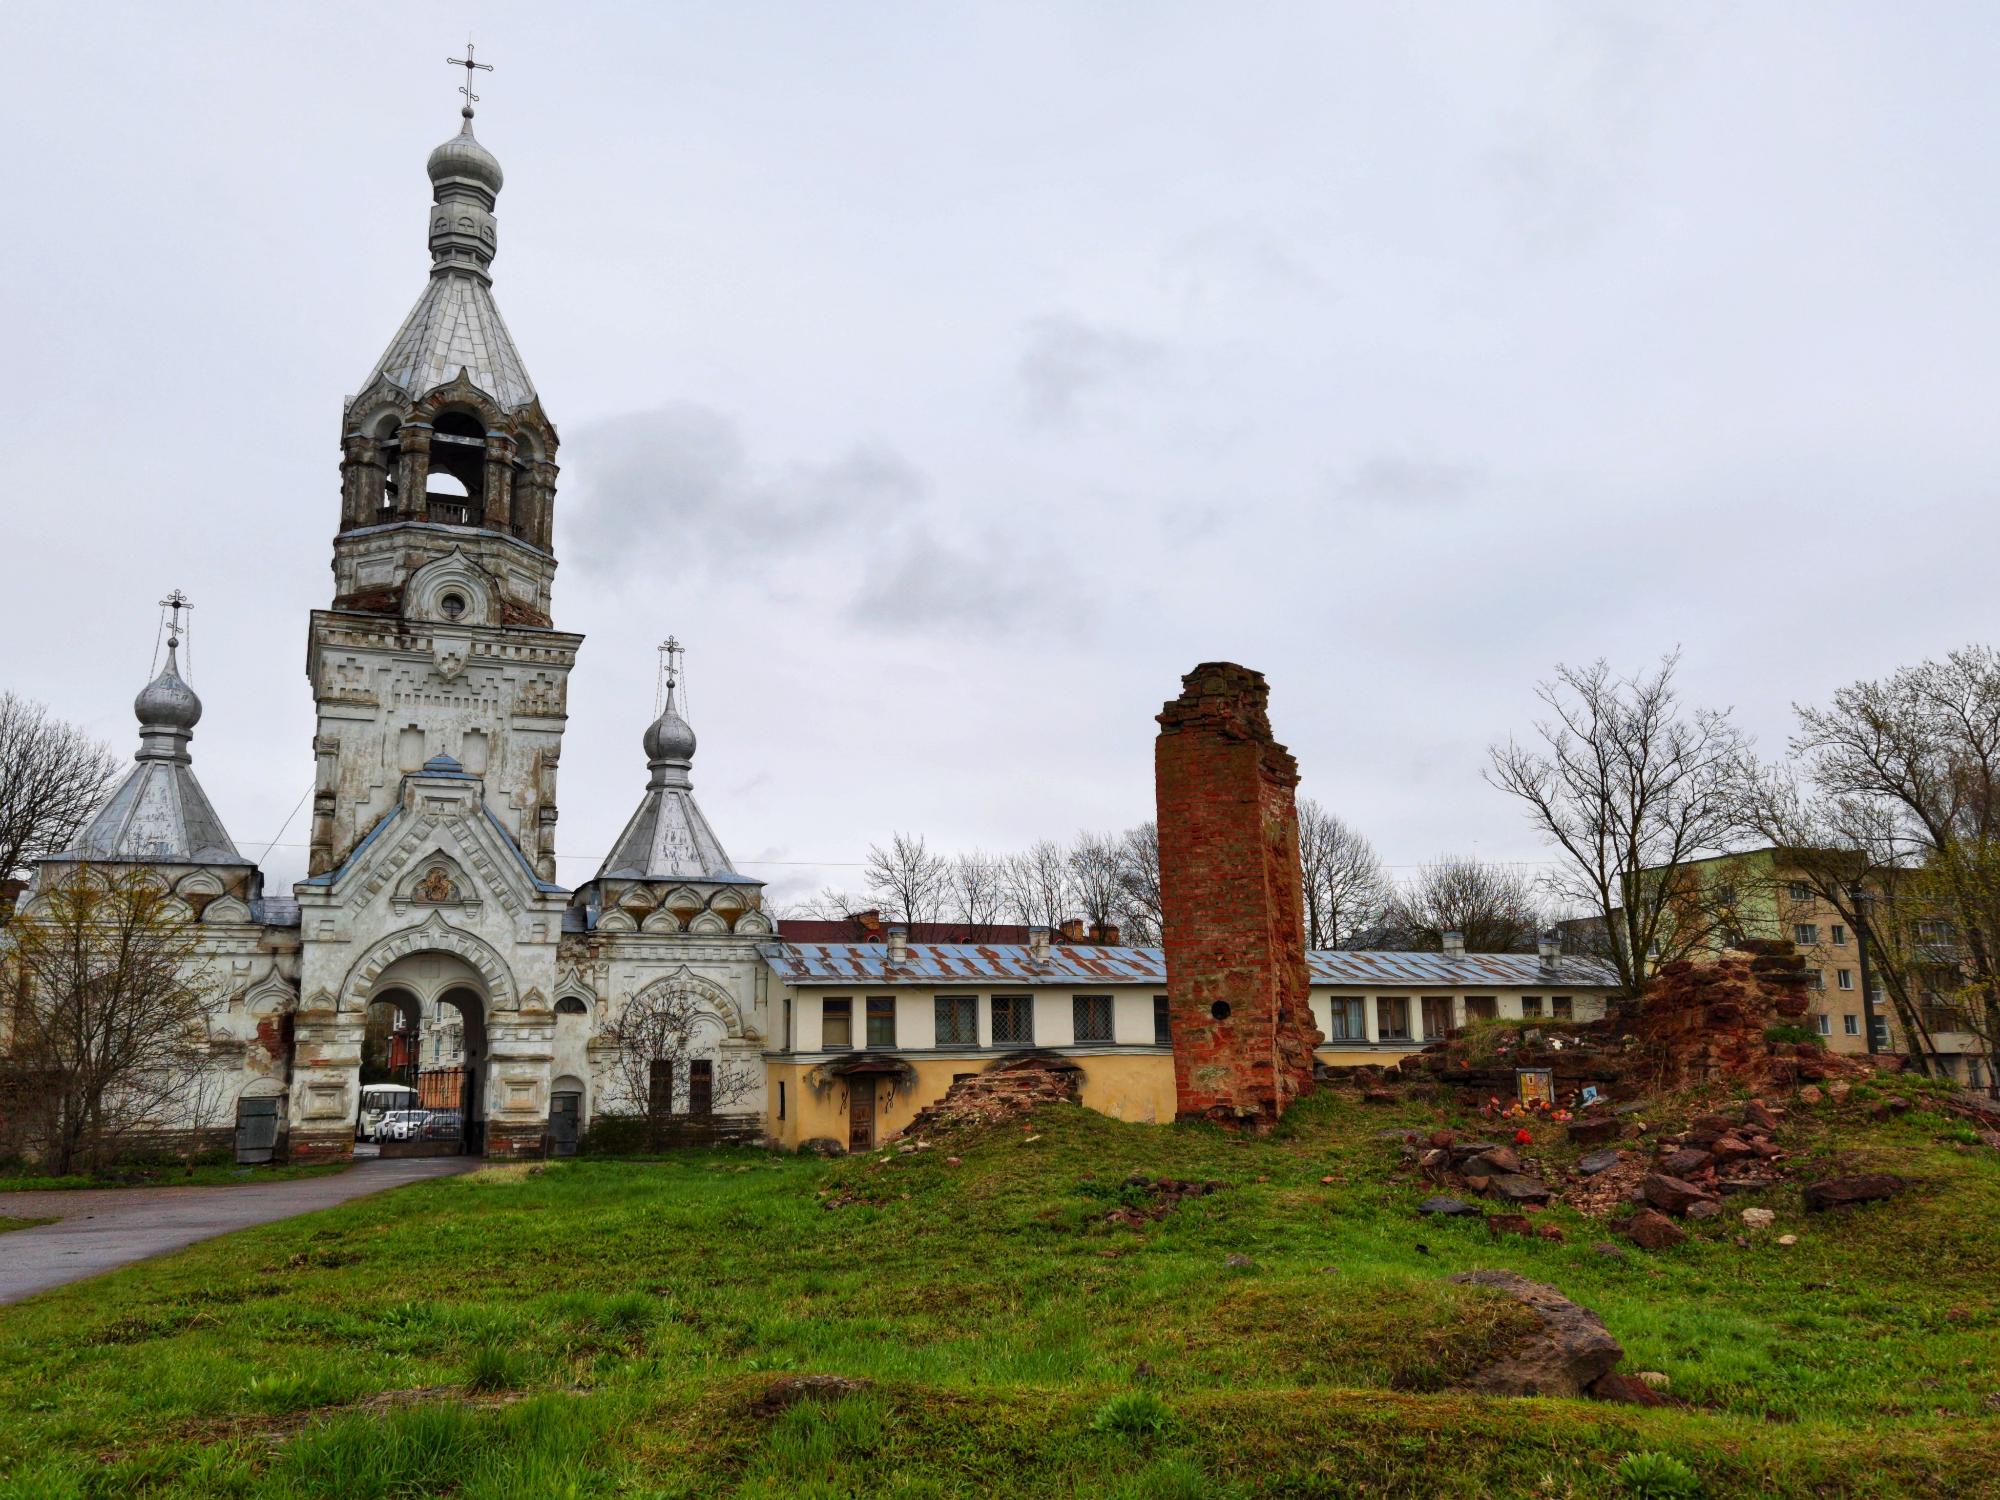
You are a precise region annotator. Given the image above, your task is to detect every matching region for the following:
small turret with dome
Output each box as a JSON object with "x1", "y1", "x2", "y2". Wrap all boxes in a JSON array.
[
  {"x1": 595, "y1": 640, "x2": 757, "y2": 887},
  {"x1": 57, "y1": 594, "x2": 248, "y2": 868}
]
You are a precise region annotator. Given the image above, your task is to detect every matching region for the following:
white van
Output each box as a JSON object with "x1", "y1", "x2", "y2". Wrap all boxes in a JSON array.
[{"x1": 358, "y1": 1084, "x2": 419, "y2": 1141}]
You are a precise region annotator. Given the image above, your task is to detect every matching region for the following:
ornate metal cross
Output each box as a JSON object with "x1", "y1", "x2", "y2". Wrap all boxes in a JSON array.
[
  {"x1": 447, "y1": 42, "x2": 493, "y2": 112},
  {"x1": 160, "y1": 589, "x2": 191, "y2": 647},
  {"x1": 657, "y1": 636, "x2": 683, "y2": 713}
]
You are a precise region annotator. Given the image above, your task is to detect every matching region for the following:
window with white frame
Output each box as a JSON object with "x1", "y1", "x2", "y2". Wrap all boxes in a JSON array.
[
  {"x1": 1794, "y1": 923, "x2": 1819, "y2": 946},
  {"x1": 1831, "y1": 924, "x2": 1847, "y2": 946},
  {"x1": 1815, "y1": 1013, "x2": 1831, "y2": 1035},
  {"x1": 1837, "y1": 969, "x2": 1854, "y2": 990},
  {"x1": 1072, "y1": 994, "x2": 1113, "y2": 1043},
  {"x1": 1843, "y1": 1013, "x2": 1859, "y2": 1035}
]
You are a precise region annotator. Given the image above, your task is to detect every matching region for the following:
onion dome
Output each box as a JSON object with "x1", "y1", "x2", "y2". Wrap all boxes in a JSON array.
[
  {"x1": 642, "y1": 688, "x2": 698, "y2": 768},
  {"x1": 427, "y1": 109, "x2": 505, "y2": 195},
  {"x1": 133, "y1": 642, "x2": 202, "y2": 741}
]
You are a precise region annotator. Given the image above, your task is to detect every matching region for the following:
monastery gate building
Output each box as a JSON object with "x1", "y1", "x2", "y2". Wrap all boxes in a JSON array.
[{"x1": 12, "y1": 101, "x2": 1617, "y2": 1162}]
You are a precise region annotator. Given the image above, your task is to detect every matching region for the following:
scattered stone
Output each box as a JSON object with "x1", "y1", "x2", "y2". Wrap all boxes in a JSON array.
[
  {"x1": 1487, "y1": 1213, "x2": 1534, "y2": 1238},
  {"x1": 1589, "y1": 1371, "x2": 1674, "y2": 1406},
  {"x1": 1488, "y1": 1174, "x2": 1554, "y2": 1205},
  {"x1": 1446, "y1": 1269, "x2": 1625, "y2": 1399},
  {"x1": 1377, "y1": 1129, "x2": 1422, "y2": 1142},
  {"x1": 1882, "y1": 1095, "x2": 1911, "y2": 1114},
  {"x1": 1741, "y1": 1207, "x2": 1776, "y2": 1229},
  {"x1": 1577, "y1": 1149, "x2": 1623, "y2": 1176},
  {"x1": 944, "y1": 1156, "x2": 961, "y2": 1167},
  {"x1": 1624, "y1": 1209, "x2": 1687, "y2": 1250},
  {"x1": 1642, "y1": 1173, "x2": 1719, "y2": 1218},
  {"x1": 1418, "y1": 1196, "x2": 1484, "y2": 1217},
  {"x1": 1363, "y1": 1089, "x2": 1400, "y2": 1106},
  {"x1": 1828, "y1": 1081, "x2": 1851, "y2": 1105},
  {"x1": 752, "y1": 1375, "x2": 874, "y2": 1415},
  {"x1": 1419, "y1": 1148, "x2": 1450, "y2": 1170},
  {"x1": 1637, "y1": 1370, "x2": 1672, "y2": 1390},
  {"x1": 1803, "y1": 1174, "x2": 1905, "y2": 1212},
  {"x1": 1469, "y1": 1147, "x2": 1523, "y2": 1175},
  {"x1": 1428, "y1": 1129, "x2": 1456, "y2": 1149},
  {"x1": 1686, "y1": 1114, "x2": 1738, "y2": 1145},
  {"x1": 1798, "y1": 1084, "x2": 1824, "y2": 1105},
  {"x1": 1777, "y1": 1234, "x2": 1798, "y2": 1246},
  {"x1": 1710, "y1": 1134, "x2": 1755, "y2": 1164},
  {"x1": 1743, "y1": 1099, "x2": 1782, "y2": 1132},
  {"x1": 1463, "y1": 1174, "x2": 1492, "y2": 1193},
  {"x1": 1662, "y1": 1148, "x2": 1714, "y2": 1177},
  {"x1": 1223, "y1": 1253, "x2": 1257, "y2": 1270},
  {"x1": 1684, "y1": 1199, "x2": 1721, "y2": 1221},
  {"x1": 1568, "y1": 1118, "x2": 1621, "y2": 1146}
]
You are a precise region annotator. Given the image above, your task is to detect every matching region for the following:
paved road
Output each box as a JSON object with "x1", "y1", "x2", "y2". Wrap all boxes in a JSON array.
[{"x1": 0, "y1": 1157, "x2": 475, "y2": 1305}]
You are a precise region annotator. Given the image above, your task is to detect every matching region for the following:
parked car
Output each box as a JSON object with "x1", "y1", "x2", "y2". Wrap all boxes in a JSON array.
[
  {"x1": 378, "y1": 1110, "x2": 432, "y2": 1142},
  {"x1": 422, "y1": 1111, "x2": 463, "y2": 1142}
]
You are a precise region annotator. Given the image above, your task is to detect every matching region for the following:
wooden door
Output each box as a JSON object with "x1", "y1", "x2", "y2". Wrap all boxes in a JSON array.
[{"x1": 848, "y1": 1081, "x2": 876, "y2": 1152}]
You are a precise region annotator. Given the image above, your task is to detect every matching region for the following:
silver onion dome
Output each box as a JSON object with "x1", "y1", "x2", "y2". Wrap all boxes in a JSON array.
[
  {"x1": 427, "y1": 111, "x2": 504, "y2": 195},
  {"x1": 642, "y1": 690, "x2": 697, "y2": 767},
  {"x1": 133, "y1": 643, "x2": 202, "y2": 736}
]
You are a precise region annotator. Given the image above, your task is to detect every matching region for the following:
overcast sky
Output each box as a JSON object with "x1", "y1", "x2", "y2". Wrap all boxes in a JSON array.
[{"x1": 5, "y1": 4, "x2": 1998, "y2": 911}]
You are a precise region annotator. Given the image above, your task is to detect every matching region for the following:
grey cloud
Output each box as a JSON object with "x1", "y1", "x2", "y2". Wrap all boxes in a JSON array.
[
  {"x1": 560, "y1": 402, "x2": 925, "y2": 577},
  {"x1": 1338, "y1": 453, "x2": 1483, "y2": 508},
  {"x1": 846, "y1": 531, "x2": 1092, "y2": 638},
  {"x1": 1017, "y1": 315, "x2": 1165, "y2": 429}
]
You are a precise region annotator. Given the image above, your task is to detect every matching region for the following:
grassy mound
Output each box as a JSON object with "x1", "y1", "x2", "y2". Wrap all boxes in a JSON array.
[{"x1": 0, "y1": 1086, "x2": 1994, "y2": 1496}]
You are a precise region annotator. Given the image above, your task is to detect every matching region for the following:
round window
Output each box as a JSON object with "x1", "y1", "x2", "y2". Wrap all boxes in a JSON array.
[
  {"x1": 1210, "y1": 1001, "x2": 1232, "y2": 1021},
  {"x1": 439, "y1": 592, "x2": 467, "y2": 620}
]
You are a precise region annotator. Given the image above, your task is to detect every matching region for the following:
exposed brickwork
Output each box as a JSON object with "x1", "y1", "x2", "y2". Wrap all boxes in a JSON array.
[
  {"x1": 1155, "y1": 663, "x2": 1321, "y2": 1130},
  {"x1": 286, "y1": 1129, "x2": 354, "y2": 1166},
  {"x1": 1633, "y1": 941, "x2": 1814, "y2": 1091},
  {"x1": 483, "y1": 1120, "x2": 549, "y2": 1160}
]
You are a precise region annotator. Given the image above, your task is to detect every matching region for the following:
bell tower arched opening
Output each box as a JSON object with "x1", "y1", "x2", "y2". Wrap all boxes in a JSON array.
[{"x1": 366, "y1": 953, "x2": 493, "y2": 1156}]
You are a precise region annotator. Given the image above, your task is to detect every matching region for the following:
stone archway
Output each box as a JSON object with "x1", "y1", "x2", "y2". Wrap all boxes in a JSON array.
[{"x1": 367, "y1": 953, "x2": 492, "y2": 1156}]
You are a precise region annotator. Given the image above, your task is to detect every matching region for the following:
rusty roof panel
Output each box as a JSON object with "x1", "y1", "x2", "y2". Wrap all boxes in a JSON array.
[{"x1": 756, "y1": 942, "x2": 1617, "y2": 989}]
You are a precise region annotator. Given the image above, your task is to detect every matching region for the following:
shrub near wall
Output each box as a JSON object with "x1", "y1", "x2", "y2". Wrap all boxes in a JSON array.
[{"x1": 578, "y1": 1112, "x2": 766, "y2": 1155}]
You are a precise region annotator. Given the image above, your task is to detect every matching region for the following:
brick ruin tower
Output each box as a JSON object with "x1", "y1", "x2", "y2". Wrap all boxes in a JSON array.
[{"x1": 1155, "y1": 663, "x2": 1322, "y2": 1129}]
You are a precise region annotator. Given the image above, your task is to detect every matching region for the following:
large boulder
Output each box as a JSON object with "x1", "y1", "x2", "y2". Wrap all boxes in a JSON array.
[
  {"x1": 1446, "y1": 1269, "x2": 1625, "y2": 1398},
  {"x1": 1803, "y1": 1174, "x2": 1905, "y2": 1212}
]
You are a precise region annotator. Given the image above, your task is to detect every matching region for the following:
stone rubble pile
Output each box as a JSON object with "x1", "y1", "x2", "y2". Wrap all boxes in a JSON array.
[{"x1": 898, "y1": 1056, "x2": 1082, "y2": 1140}]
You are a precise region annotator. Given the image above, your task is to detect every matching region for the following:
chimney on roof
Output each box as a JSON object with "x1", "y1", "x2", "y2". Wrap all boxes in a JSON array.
[
  {"x1": 1442, "y1": 929, "x2": 1466, "y2": 959},
  {"x1": 1098, "y1": 921, "x2": 1122, "y2": 946},
  {"x1": 886, "y1": 924, "x2": 908, "y2": 965},
  {"x1": 1538, "y1": 929, "x2": 1561, "y2": 969},
  {"x1": 1028, "y1": 925, "x2": 1052, "y2": 963},
  {"x1": 1058, "y1": 917, "x2": 1086, "y2": 943}
]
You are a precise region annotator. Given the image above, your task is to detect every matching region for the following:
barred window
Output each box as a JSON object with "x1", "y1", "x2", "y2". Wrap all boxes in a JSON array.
[
  {"x1": 1551, "y1": 997, "x2": 1574, "y2": 1020},
  {"x1": 992, "y1": 995, "x2": 1034, "y2": 1046},
  {"x1": 1073, "y1": 994, "x2": 1113, "y2": 1043},
  {"x1": 1520, "y1": 996, "x2": 1543, "y2": 1018},
  {"x1": 934, "y1": 994, "x2": 978, "y2": 1046}
]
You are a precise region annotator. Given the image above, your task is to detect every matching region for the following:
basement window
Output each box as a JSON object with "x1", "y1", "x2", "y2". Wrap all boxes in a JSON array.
[
  {"x1": 991, "y1": 995, "x2": 1034, "y2": 1046},
  {"x1": 1073, "y1": 994, "x2": 1113, "y2": 1043},
  {"x1": 822, "y1": 998, "x2": 853, "y2": 1050}
]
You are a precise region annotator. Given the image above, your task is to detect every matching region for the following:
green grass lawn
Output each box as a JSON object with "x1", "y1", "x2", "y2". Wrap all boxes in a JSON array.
[
  {"x1": 0, "y1": 1216, "x2": 55, "y2": 1235},
  {"x1": 0, "y1": 1086, "x2": 1994, "y2": 1498},
  {"x1": 0, "y1": 1162, "x2": 349, "y2": 1194}
]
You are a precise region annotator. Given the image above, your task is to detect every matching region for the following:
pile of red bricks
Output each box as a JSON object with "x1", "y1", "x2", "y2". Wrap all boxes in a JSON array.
[
  {"x1": 1631, "y1": 941, "x2": 1866, "y2": 1092},
  {"x1": 899, "y1": 1058, "x2": 1082, "y2": 1140}
]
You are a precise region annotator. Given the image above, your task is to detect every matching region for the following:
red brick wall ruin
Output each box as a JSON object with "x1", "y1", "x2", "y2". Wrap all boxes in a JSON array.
[{"x1": 1155, "y1": 662, "x2": 1321, "y2": 1129}]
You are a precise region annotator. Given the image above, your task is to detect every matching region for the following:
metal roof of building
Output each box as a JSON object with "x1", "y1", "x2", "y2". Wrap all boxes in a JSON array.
[{"x1": 755, "y1": 942, "x2": 1618, "y2": 989}]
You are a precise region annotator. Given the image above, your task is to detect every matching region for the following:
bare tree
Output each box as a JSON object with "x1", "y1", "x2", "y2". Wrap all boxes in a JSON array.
[
  {"x1": 863, "y1": 833, "x2": 948, "y2": 927},
  {"x1": 1487, "y1": 653, "x2": 1746, "y2": 997},
  {"x1": 601, "y1": 980, "x2": 758, "y2": 1146},
  {"x1": 0, "y1": 693, "x2": 120, "y2": 899},
  {"x1": 795, "y1": 886, "x2": 869, "y2": 923},
  {"x1": 1115, "y1": 822, "x2": 1163, "y2": 943},
  {"x1": 1772, "y1": 646, "x2": 2000, "y2": 1090},
  {"x1": 1297, "y1": 798, "x2": 1388, "y2": 949},
  {"x1": 1067, "y1": 832, "x2": 1127, "y2": 931},
  {"x1": 1378, "y1": 857, "x2": 1542, "y2": 953},
  {"x1": 2, "y1": 864, "x2": 219, "y2": 1175},
  {"x1": 1002, "y1": 839, "x2": 1073, "y2": 929},
  {"x1": 944, "y1": 851, "x2": 1006, "y2": 928}
]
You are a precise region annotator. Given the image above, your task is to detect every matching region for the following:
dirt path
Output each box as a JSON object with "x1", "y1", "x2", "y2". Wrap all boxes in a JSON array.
[{"x1": 0, "y1": 1156, "x2": 475, "y2": 1305}]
